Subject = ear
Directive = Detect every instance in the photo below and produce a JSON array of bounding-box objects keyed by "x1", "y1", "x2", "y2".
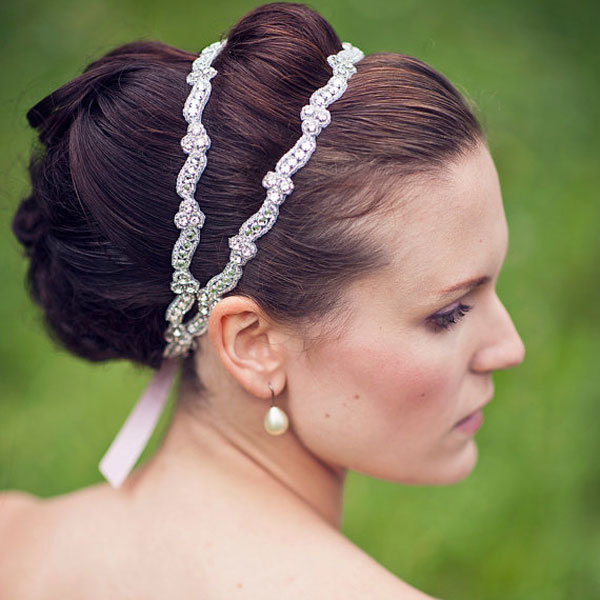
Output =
[{"x1": 206, "y1": 295, "x2": 288, "y2": 400}]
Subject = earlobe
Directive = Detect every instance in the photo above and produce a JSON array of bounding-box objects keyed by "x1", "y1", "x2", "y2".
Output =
[{"x1": 207, "y1": 295, "x2": 286, "y2": 398}]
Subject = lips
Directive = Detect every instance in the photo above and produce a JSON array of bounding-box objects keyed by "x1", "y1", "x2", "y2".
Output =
[
  {"x1": 456, "y1": 395, "x2": 493, "y2": 426},
  {"x1": 456, "y1": 409, "x2": 479, "y2": 426}
]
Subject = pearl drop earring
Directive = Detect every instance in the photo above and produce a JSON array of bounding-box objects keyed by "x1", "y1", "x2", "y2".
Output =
[{"x1": 264, "y1": 382, "x2": 289, "y2": 436}]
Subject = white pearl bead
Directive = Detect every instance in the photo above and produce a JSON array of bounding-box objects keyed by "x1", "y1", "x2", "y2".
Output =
[{"x1": 264, "y1": 406, "x2": 289, "y2": 435}]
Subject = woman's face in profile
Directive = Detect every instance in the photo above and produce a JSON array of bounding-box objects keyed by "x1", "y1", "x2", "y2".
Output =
[{"x1": 283, "y1": 142, "x2": 526, "y2": 485}]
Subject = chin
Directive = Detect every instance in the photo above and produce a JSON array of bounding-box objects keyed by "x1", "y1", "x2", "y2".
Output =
[
  {"x1": 428, "y1": 439, "x2": 480, "y2": 485},
  {"x1": 370, "y1": 440, "x2": 481, "y2": 486},
  {"x1": 350, "y1": 437, "x2": 481, "y2": 486}
]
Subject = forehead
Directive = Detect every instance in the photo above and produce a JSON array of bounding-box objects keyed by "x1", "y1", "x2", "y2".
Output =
[{"x1": 375, "y1": 145, "x2": 508, "y2": 300}]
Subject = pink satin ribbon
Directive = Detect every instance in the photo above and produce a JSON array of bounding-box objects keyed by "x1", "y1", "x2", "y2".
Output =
[{"x1": 98, "y1": 357, "x2": 180, "y2": 488}]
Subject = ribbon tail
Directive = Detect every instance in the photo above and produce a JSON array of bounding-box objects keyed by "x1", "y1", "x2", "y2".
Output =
[{"x1": 98, "y1": 357, "x2": 180, "y2": 488}]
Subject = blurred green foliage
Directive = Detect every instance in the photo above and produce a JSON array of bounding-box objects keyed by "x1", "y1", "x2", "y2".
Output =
[{"x1": 1, "y1": 1, "x2": 598, "y2": 598}]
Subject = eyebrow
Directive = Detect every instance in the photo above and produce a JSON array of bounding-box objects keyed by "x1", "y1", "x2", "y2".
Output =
[{"x1": 435, "y1": 275, "x2": 491, "y2": 299}]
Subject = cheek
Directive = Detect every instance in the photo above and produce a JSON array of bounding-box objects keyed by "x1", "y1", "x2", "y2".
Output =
[
  {"x1": 287, "y1": 328, "x2": 459, "y2": 465},
  {"x1": 345, "y1": 337, "x2": 455, "y2": 432}
]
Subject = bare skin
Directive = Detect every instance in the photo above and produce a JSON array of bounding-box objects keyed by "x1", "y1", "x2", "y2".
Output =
[{"x1": 0, "y1": 142, "x2": 524, "y2": 599}]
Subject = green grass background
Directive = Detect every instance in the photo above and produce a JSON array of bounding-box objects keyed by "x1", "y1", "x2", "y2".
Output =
[{"x1": 1, "y1": 1, "x2": 599, "y2": 598}]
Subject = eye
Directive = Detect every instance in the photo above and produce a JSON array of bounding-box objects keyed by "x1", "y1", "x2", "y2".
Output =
[{"x1": 427, "y1": 302, "x2": 473, "y2": 333}]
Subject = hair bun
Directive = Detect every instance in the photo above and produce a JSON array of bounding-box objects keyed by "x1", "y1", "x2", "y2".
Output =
[
  {"x1": 12, "y1": 193, "x2": 48, "y2": 253},
  {"x1": 223, "y1": 2, "x2": 341, "y2": 70}
]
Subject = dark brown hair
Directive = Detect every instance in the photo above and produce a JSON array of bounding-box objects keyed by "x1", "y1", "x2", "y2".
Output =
[{"x1": 11, "y1": 2, "x2": 486, "y2": 394}]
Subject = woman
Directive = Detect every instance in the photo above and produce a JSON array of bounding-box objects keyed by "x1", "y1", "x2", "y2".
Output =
[{"x1": 4, "y1": 2, "x2": 525, "y2": 598}]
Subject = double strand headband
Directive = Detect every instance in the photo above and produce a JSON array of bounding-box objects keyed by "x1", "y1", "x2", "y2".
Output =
[
  {"x1": 98, "y1": 39, "x2": 364, "y2": 488},
  {"x1": 164, "y1": 40, "x2": 364, "y2": 358}
]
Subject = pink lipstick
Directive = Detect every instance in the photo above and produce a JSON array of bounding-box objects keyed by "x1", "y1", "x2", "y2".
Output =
[{"x1": 454, "y1": 408, "x2": 483, "y2": 433}]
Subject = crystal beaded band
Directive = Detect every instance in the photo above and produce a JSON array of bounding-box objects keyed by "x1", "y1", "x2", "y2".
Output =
[
  {"x1": 163, "y1": 38, "x2": 226, "y2": 356},
  {"x1": 163, "y1": 42, "x2": 365, "y2": 358}
]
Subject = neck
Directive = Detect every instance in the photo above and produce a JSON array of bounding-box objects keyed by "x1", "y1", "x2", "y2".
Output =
[{"x1": 130, "y1": 383, "x2": 347, "y2": 529}]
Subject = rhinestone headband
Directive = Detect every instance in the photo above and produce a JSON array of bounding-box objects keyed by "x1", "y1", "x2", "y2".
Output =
[
  {"x1": 163, "y1": 41, "x2": 365, "y2": 358},
  {"x1": 98, "y1": 39, "x2": 226, "y2": 488},
  {"x1": 163, "y1": 38, "x2": 227, "y2": 355},
  {"x1": 99, "y1": 40, "x2": 365, "y2": 488}
]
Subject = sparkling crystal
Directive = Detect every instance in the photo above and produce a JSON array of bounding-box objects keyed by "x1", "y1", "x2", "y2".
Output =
[
  {"x1": 302, "y1": 118, "x2": 320, "y2": 135},
  {"x1": 279, "y1": 176, "x2": 293, "y2": 194},
  {"x1": 184, "y1": 100, "x2": 201, "y2": 121},
  {"x1": 317, "y1": 109, "x2": 331, "y2": 125},
  {"x1": 198, "y1": 65, "x2": 216, "y2": 79},
  {"x1": 300, "y1": 136, "x2": 314, "y2": 150},
  {"x1": 193, "y1": 79, "x2": 208, "y2": 94},
  {"x1": 331, "y1": 75, "x2": 344, "y2": 89},
  {"x1": 189, "y1": 122, "x2": 204, "y2": 135},
  {"x1": 301, "y1": 104, "x2": 315, "y2": 119},
  {"x1": 267, "y1": 188, "x2": 282, "y2": 202},
  {"x1": 174, "y1": 212, "x2": 189, "y2": 228},
  {"x1": 181, "y1": 134, "x2": 194, "y2": 153},
  {"x1": 262, "y1": 171, "x2": 278, "y2": 188},
  {"x1": 242, "y1": 244, "x2": 254, "y2": 257},
  {"x1": 180, "y1": 200, "x2": 195, "y2": 213},
  {"x1": 186, "y1": 72, "x2": 199, "y2": 86},
  {"x1": 196, "y1": 133, "x2": 210, "y2": 150},
  {"x1": 263, "y1": 201, "x2": 279, "y2": 216},
  {"x1": 188, "y1": 154, "x2": 206, "y2": 170},
  {"x1": 278, "y1": 161, "x2": 292, "y2": 174}
]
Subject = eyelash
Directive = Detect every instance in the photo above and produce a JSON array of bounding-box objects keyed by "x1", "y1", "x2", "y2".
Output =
[{"x1": 428, "y1": 302, "x2": 473, "y2": 333}]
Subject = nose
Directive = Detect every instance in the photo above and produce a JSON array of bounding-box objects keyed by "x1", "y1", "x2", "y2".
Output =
[{"x1": 470, "y1": 293, "x2": 526, "y2": 373}]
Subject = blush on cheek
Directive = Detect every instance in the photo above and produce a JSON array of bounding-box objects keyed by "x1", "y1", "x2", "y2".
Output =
[
  {"x1": 306, "y1": 324, "x2": 456, "y2": 432},
  {"x1": 353, "y1": 341, "x2": 455, "y2": 428}
]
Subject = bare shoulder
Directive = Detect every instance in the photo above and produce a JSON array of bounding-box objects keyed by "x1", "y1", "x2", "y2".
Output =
[
  {"x1": 0, "y1": 486, "x2": 443, "y2": 600},
  {"x1": 0, "y1": 485, "x2": 132, "y2": 600},
  {"x1": 0, "y1": 490, "x2": 42, "y2": 546},
  {"x1": 0, "y1": 490, "x2": 42, "y2": 543},
  {"x1": 0, "y1": 490, "x2": 40, "y2": 517},
  {"x1": 273, "y1": 519, "x2": 442, "y2": 600},
  {"x1": 192, "y1": 495, "x2": 443, "y2": 600},
  {"x1": 332, "y1": 542, "x2": 440, "y2": 599},
  {"x1": 0, "y1": 491, "x2": 47, "y2": 599}
]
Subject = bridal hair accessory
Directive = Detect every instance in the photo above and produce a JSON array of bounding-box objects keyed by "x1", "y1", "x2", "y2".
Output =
[
  {"x1": 163, "y1": 38, "x2": 228, "y2": 359},
  {"x1": 163, "y1": 41, "x2": 365, "y2": 359},
  {"x1": 98, "y1": 38, "x2": 226, "y2": 488},
  {"x1": 98, "y1": 40, "x2": 364, "y2": 488}
]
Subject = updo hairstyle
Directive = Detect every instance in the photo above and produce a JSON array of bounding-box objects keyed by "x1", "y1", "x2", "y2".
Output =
[{"x1": 11, "y1": 2, "x2": 485, "y2": 394}]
